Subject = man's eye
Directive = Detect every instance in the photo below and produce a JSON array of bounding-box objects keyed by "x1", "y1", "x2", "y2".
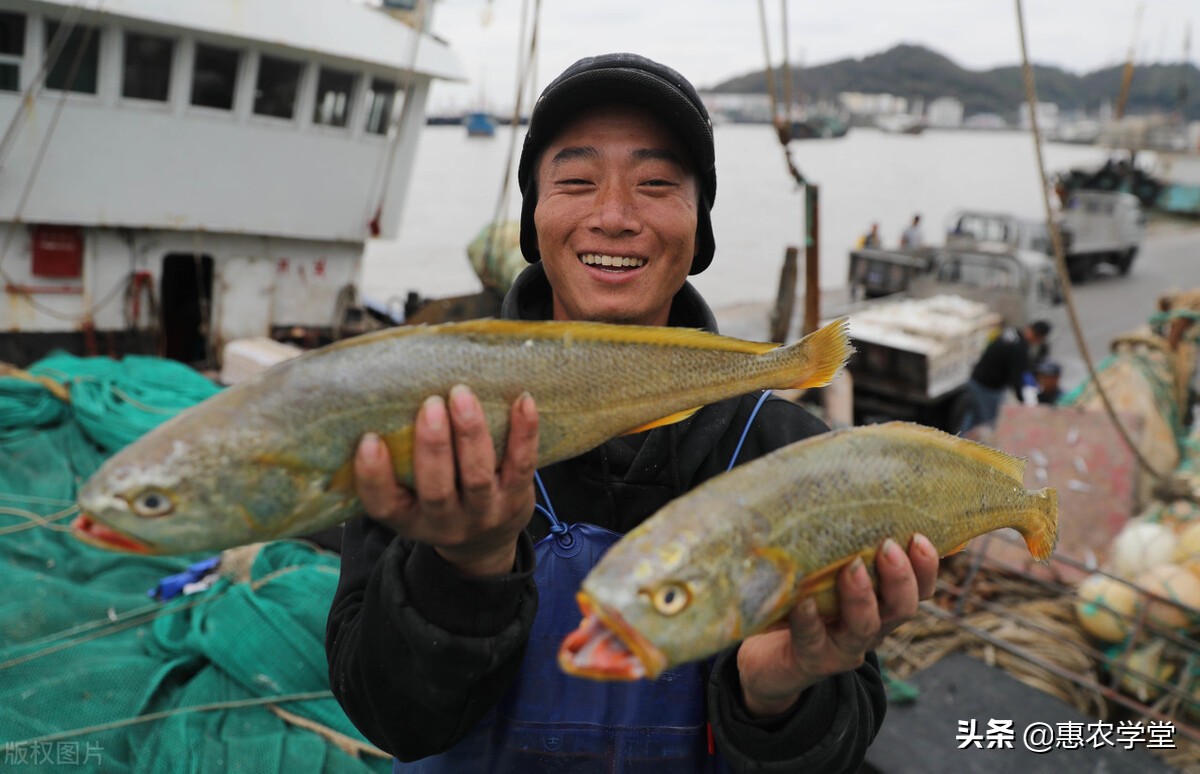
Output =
[
  {"x1": 642, "y1": 178, "x2": 677, "y2": 188},
  {"x1": 556, "y1": 178, "x2": 592, "y2": 186}
]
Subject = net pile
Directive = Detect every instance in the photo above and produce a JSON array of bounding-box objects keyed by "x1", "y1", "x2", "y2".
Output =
[{"x1": 0, "y1": 354, "x2": 386, "y2": 773}]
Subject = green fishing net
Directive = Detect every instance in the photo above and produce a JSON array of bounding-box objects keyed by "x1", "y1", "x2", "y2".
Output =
[{"x1": 0, "y1": 354, "x2": 386, "y2": 773}]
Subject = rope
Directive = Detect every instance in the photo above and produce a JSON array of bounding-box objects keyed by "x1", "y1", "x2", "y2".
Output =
[
  {"x1": 365, "y1": 0, "x2": 430, "y2": 237},
  {"x1": 754, "y1": 0, "x2": 808, "y2": 187},
  {"x1": 1013, "y1": 0, "x2": 1169, "y2": 485},
  {"x1": 484, "y1": 0, "x2": 542, "y2": 265},
  {"x1": 727, "y1": 390, "x2": 773, "y2": 471},
  {"x1": 0, "y1": 561, "x2": 321, "y2": 672},
  {"x1": 0, "y1": 503, "x2": 78, "y2": 536},
  {"x1": 3, "y1": 691, "x2": 335, "y2": 749},
  {"x1": 0, "y1": 0, "x2": 89, "y2": 171},
  {"x1": 0, "y1": 3, "x2": 123, "y2": 323}
]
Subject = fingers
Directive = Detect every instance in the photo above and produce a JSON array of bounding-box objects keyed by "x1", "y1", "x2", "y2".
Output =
[
  {"x1": 499, "y1": 393, "x2": 539, "y2": 492},
  {"x1": 448, "y1": 385, "x2": 498, "y2": 514},
  {"x1": 355, "y1": 432, "x2": 415, "y2": 526},
  {"x1": 411, "y1": 395, "x2": 458, "y2": 513},
  {"x1": 875, "y1": 538, "x2": 920, "y2": 627},
  {"x1": 829, "y1": 557, "x2": 880, "y2": 657},
  {"x1": 909, "y1": 534, "x2": 941, "y2": 600}
]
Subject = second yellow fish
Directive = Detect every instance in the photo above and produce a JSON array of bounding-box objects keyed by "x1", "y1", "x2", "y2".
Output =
[{"x1": 560, "y1": 421, "x2": 1058, "y2": 681}]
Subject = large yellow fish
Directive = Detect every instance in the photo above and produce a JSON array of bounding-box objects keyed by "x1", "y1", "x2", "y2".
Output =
[
  {"x1": 73, "y1": 318, "x2": 851, "y2": 555},
  {"x1": 559, "y1": 422, "x2": 1058, "y2": 681}
]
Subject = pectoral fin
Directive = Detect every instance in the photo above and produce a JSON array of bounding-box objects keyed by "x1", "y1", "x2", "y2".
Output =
[
  {"x1": 796, "y1": 549, "x2": 878, "y2": 619},
  {"x1": 623, "y1": 407, "x2": 701, "y2": 435},
  {"x1": 327, "y1": 426, "x2": 416, "y2": 494}
]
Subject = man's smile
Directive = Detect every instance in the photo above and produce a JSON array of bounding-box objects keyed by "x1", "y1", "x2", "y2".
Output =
[{"x1": 578, "y1": 253, "x2": 648, "y2": 270}]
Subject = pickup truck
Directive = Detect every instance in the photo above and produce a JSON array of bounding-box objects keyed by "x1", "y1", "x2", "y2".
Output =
[
  {"x1": 842, "y1": 242, "x2": 1061, "y2": 431},
  {"x1": 942, "y1": 199, "x2": 1143, "y2": 283}
]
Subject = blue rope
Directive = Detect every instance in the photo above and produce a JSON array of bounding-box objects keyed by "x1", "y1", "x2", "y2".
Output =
[
  {"x1": 533, "y1": 471, "x2": 566, "y2": 534},
  {"x1": 728, "y1": 391, "x2": 772, "y2": 472}
]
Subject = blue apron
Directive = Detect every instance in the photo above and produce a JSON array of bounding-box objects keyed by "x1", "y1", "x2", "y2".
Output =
[{"x1": 396, "y1": 393, "x2": 771, "y2": 773}]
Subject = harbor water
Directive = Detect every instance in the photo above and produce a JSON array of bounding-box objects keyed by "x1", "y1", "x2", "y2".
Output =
[{"x1": 362, "y1": 124, "x2": 1114, "y2": 309}]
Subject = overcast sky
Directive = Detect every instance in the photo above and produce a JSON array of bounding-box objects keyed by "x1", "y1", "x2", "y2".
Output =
[{"x1": 421, "y1": 0, "x2": 1198, "y2": 112}]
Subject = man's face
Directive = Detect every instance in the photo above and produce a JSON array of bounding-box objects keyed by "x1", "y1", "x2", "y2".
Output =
[{"x1": 533, "y1": 104, "x2": 699, "y2": 326}]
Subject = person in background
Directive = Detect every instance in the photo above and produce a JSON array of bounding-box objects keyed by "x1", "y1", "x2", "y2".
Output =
[
  {"x1": 858, "y1": 222, "x2": 881, "y2": 248},
  {"x1": 958, "y1": 320, "x2": 1053, "y2": 435},
  {"x1": 1035, "y1": 360, "x2": 1063, "y2": 405},
  {"x1": 899, "y1": 214, "x2": 923, "y2": 248},
  {"x1": 326, "y1": 52, "x2": 939, "y2": 772}
]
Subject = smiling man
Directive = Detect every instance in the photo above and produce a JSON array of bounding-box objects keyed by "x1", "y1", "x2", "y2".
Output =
[{"x1": 327, "y1": 53, "x2": 938, "y2": 772}]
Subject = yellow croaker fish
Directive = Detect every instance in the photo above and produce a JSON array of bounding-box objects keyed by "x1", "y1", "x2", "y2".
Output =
[
  {"x1": 559, "y1": 421, "x2": 1058, "y2": 681},
  {"x1": 73, "y1": 318, "x2": 852, "y2": 555}
]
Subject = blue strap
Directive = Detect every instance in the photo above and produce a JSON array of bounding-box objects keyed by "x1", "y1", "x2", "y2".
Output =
[
  {"x1": 535, "y1": 390, "x2": 771, "y2": 533},
  {"x1": 727, "y1": 391, "x2": 772, "y2": 472},
  {"x1": 533, "y1": 471, "x2": 566, "y2": 534}
]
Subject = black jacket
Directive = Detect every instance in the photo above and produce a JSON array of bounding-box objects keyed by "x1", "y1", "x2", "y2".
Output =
[
  {"x1": 326, "y1": 263, "x2": 886, "y2": 772},
  {"x1": 970, "y1": 326, "x2": 1042, "y2": 398}
]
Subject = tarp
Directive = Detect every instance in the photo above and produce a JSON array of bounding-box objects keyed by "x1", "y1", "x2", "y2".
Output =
[{"x1": 0, "y1": 354, "x2": 386, "y2": 773}]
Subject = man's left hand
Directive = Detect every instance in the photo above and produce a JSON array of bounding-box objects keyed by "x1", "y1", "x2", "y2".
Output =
[{"x1": 736, "y1": 534, "x2": 940, "y2": 717}]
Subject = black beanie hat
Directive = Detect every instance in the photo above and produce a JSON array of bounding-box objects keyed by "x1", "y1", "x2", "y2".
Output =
[{"x1": 516, "y1": 53, "x2": 717, "y2": 275}]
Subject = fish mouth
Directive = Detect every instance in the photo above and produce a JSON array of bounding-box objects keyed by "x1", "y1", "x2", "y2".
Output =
[
  {"x1": 558, "y1": 591, "x2": 668, "y2": 681},
  {"x1": 71, "y1": 513, "x2": 156, "y2": 554}
]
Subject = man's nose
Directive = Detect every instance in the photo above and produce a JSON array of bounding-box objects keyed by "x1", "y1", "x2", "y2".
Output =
[{"x1": 590, "y1": 182, "x2": 641, "y2": 235}]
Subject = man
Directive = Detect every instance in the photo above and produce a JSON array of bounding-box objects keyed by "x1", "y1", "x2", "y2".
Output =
[
  {"x1": 326, "y1": 53, "x2": 938, "y2": 772},
  {"x1": 900, "y1": 214, "x2": 923, "y2": 249},
  {"x1": 858, "y1": 222, "x2": 881, "y2": 249},
  {"x1": 1035, "y1": 360, "x2": 1063, "y2": 405},
  {"x1": 959, "y1": 320, "x2": 1052, "y2": 435}
]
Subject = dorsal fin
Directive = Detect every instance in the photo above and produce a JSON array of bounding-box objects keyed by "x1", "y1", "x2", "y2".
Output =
[
  {"x1": 869, "y1": 421, "x2": 1027, "y2": 482},
  {"x1": 324, "y1": 318, "x2": 782, "y2": 356}
]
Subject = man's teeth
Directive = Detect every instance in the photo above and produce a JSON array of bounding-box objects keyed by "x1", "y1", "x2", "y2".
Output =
[{"x1": 579, "y1": 254, "x2": 647, "y2": 268}]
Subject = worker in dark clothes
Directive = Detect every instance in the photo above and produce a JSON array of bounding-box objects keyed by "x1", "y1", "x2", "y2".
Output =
[
  {"x1": 1035, "y1": 360, "x2": 1063, "y2": 405},
  {"x1": 958, "y1": 320, "x2": 1052, "y2": 435}
]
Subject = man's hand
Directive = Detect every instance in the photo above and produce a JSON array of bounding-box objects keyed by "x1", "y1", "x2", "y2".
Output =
[
  {"x1": 354, "y1": 385, "x2": 540, "y2": 577},
  {"x1": 736, "y1": 534, "x2": 940, "y2": 717}
]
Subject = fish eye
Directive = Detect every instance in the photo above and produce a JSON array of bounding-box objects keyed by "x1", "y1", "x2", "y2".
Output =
[
  {"x1": 650, "y1": 583, "x2": 691, "y2": 616},
  {"x1": 132, "y1": 489, "x2": 174, "y2": 518}
]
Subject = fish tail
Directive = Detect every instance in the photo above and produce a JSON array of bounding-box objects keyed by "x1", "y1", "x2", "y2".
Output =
[
  {"x1": 774, "y1": 317, "x2": 853, "y2": 389},
  {"x1": 1017, "y1": 487, "x2": 1059, "y2": 564}
]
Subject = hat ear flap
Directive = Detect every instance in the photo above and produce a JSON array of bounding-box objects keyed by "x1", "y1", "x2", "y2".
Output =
[{"x1": 520, "y1": 182, "x2": 540, "y2": 263}]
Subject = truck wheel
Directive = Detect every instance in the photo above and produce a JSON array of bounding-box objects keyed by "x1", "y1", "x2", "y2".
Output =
[
  {"x1": 1116, "y1": 248, "x2": 1137, "y2": 275},
  {"x1": 1068, "y1": 256, "x2": 1093, "y2": 284}
]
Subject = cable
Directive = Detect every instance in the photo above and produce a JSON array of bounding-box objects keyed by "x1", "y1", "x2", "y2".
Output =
[
  {"x1": 1014, "y1": 0, "x2": 1168, "y2": 485},
  {"x1": 484, "y1": 0, "x2": 543, "y2": 267},
  {"x1": 365, "y1": 0, "x2": 430, "y2": 237}
]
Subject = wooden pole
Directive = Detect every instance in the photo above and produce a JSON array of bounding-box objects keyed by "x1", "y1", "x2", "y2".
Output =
[
  {"x1": 768, "y1": 246, "x2": 799, "y2": 343},
  {"x1": 803, "y1": 183, "x2": 820, "y2": 336}
]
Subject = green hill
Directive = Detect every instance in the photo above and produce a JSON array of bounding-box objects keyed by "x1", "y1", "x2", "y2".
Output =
[{"x1": 708, "y1": 44, "x2": 1200, "y2": 120}]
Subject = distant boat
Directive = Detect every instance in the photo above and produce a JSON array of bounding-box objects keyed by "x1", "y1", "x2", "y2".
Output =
[
  {"x1": 875, "y1": 113, "x2": 925, "y2": 135},
  {"x1": 788, "y1": 114, "x2": 848, "y2": 140},
  {"x1": 465, "y1": 111, "x2": 496, "y2": 138}
]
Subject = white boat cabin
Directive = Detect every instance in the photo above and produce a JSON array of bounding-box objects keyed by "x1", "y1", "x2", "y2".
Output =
[{"x1": 0, "y1": 0, "x2": 462, "y2": 364}]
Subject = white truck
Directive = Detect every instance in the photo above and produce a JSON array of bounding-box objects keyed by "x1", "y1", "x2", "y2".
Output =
[{"x1": 1057, "y1": 190, "x2": 1145, "y2": 282}]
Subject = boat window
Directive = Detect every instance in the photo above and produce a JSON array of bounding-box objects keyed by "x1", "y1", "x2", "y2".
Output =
[
  {"x1": 44, "y1": 20, "x2": 100, "y2": 94},
  {"x1": 253, "y1": 54, "x2": 303, "y2": 119},
  {"x1": 365, "y1": 78, "x2": 403, "y2": 135},
  {"x1": 0, "y1": 12, "x2": 24, "y2": 92},
  {"x1": 191, "y1": 43, "x2": 240, "y2": 110},
  {"x1": 314, "y1": 66, "x2": 355, "y2": 127},
  {"x1": 122, "y1": 31, "x2": 173, "y2": 101}
]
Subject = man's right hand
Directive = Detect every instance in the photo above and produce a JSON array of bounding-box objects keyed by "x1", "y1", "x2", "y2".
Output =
[{"x1": 354, "y1": 385, "x2": 540, "y2": 577}]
